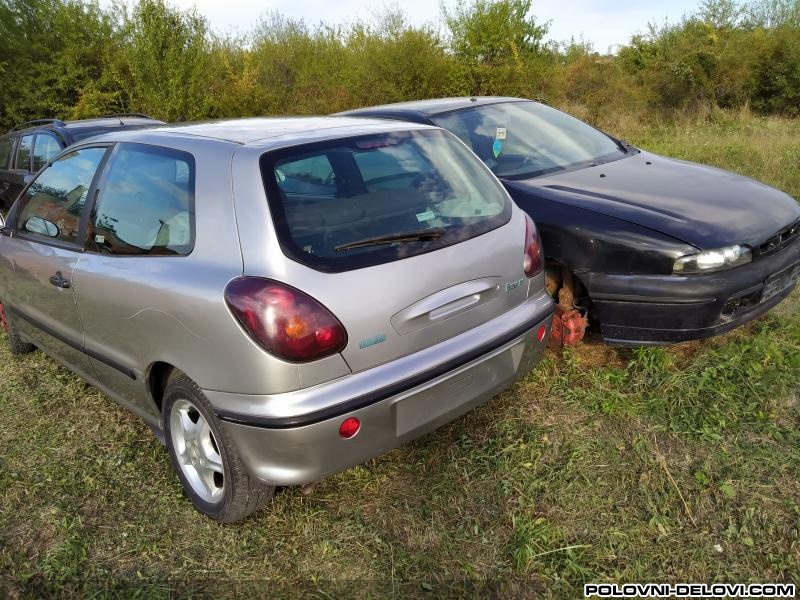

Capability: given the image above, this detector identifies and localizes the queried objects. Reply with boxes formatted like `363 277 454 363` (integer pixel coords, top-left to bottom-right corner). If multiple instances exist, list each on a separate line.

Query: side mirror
24 215 59 238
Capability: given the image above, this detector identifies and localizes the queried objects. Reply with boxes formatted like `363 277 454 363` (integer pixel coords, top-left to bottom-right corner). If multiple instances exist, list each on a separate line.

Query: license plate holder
394 349 516 437
762 261 800 302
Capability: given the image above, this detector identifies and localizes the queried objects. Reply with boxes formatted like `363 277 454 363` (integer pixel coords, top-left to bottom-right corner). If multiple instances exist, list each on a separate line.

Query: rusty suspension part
545 264 588 348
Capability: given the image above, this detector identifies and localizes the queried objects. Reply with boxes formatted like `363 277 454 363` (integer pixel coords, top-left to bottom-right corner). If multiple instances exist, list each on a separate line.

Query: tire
0 302 36 355
163 373 274 522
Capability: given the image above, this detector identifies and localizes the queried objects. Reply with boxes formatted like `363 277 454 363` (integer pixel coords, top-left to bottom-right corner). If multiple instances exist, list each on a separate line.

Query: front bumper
585 239 800 346
204 292 554 486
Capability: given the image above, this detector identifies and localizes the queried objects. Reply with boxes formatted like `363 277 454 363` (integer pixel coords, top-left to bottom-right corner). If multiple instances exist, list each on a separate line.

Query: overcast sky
113 0 702 53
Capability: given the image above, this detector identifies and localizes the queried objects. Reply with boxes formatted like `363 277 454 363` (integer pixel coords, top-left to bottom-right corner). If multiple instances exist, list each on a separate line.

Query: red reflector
339 417 360 439
537 325 547 342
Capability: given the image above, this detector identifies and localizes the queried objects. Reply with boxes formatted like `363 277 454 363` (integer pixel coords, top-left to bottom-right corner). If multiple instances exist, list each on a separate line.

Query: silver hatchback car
0 118 554 521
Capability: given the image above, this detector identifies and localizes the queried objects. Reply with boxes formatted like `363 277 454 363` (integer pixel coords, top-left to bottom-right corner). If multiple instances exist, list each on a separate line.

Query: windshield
260 129 511 272
431 101 626 180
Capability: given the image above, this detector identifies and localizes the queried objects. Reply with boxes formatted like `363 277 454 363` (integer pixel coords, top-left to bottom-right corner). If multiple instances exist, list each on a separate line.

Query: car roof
3 116 165 137
62 116 163 129
81 116 437 148
336 96 528 118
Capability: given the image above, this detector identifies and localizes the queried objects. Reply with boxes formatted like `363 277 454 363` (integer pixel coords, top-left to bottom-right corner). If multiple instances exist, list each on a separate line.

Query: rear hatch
259 128 535 372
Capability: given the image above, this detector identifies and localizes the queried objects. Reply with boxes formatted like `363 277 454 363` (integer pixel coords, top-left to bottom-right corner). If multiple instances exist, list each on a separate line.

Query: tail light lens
224 277 347 362
523 214 543 277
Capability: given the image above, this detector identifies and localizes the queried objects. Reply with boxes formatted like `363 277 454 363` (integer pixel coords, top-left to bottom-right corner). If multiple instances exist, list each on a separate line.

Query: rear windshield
69 125 157 143
70 128 112 143
260 129 511 272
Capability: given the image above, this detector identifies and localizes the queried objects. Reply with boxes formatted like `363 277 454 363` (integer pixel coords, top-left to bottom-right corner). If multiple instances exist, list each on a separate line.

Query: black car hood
509 151 800 250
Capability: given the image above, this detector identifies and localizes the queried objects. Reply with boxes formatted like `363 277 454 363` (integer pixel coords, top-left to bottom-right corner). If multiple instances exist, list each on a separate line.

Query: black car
338 98 800 346
0 114 164 212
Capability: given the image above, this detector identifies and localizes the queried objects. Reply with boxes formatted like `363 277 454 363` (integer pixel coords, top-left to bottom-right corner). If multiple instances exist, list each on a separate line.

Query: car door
0 145 110 382
5 133 34 206
0 136 19 211
73 142 197 419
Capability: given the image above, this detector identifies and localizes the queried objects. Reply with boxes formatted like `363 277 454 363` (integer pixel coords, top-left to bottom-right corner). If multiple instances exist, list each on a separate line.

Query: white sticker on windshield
416 210 436 222
496 127 507 140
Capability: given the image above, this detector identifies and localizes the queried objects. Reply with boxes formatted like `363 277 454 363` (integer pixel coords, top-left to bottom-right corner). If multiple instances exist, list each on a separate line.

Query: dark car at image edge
338 97 800 346
0 114 165 212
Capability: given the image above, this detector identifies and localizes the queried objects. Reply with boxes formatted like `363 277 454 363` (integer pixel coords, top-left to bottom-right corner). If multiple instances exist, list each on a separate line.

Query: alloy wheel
170 398 224 503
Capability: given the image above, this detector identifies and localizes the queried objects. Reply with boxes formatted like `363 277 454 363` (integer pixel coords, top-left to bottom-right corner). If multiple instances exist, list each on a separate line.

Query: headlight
673 245 752 274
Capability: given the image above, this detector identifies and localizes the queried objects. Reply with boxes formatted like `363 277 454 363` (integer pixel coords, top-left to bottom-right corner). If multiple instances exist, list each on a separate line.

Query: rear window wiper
335 227 446 252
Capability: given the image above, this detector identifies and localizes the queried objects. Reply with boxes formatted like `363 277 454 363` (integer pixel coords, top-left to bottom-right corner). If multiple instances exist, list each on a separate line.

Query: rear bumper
585 240 800 345
203 291 553 486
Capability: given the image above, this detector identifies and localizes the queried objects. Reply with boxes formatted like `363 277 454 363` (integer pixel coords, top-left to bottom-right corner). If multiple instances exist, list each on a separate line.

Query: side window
89 144 195 256
275 154 336 196
15 134 33 171
32 133 62 171
17 147 107 244
0 137 14 169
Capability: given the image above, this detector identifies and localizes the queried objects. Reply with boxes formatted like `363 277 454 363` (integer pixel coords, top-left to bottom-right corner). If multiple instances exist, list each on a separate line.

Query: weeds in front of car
1 119 799 599
558 313 800 439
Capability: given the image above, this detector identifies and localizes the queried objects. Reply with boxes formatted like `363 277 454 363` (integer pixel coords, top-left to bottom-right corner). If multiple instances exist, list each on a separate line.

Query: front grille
759 219 800 257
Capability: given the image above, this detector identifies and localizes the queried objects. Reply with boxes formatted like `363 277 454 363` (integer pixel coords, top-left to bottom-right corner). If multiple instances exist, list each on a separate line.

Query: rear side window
0 138 14 169
17 147 107 244
88 144 195 256
33 133 62 171
15 135 32 171
261 129 511 273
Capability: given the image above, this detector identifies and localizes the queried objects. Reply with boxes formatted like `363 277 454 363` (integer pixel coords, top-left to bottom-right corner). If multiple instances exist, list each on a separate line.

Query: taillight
224 277 347 362
523 214 543 277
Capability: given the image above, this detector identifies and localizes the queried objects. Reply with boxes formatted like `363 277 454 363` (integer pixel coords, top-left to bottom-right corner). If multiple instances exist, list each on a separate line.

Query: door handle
48 272 70 289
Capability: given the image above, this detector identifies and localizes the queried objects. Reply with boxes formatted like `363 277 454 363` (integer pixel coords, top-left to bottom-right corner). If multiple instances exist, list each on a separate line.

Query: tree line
0 0 798 132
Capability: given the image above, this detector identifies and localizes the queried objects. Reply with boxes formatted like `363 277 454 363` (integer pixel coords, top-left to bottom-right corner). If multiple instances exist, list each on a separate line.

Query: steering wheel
518 147 546 170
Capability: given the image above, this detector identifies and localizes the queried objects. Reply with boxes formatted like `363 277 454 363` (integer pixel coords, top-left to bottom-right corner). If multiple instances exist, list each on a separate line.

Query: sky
123 0 703 53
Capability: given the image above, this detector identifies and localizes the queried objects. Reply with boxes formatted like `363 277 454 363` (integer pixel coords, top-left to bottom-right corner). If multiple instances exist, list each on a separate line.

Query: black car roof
337 96 528 119
3 115 164 137
62 116 163 129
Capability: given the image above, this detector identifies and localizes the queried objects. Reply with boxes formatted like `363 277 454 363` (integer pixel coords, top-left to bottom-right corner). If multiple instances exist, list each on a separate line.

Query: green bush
750 25 800 115
0 0 799 131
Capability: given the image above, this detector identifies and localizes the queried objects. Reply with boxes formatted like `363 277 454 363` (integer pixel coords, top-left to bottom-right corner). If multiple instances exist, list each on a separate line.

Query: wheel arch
147 361 182 414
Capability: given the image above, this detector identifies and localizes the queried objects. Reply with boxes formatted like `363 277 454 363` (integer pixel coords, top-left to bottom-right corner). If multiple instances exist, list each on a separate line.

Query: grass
1 115 799 599
617 109 800 201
